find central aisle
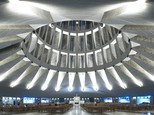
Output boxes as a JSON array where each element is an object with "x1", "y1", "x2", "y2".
[{"x1": 61, "y1": 104, "x2": 102, "y2": 115}]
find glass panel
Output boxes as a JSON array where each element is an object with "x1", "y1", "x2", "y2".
[
  {"x1": 41, "y1": 48, "x2": 48, "y2": 62},
  {"x1": 94, "y1": 31, "x2": 101, "y2": 48},
  {"x1": 46, "y1": 27, "x2": 52, "y2": 44},
  {"x1": 87, "y1": 34, "x2": 93, "y2": 51},
  {"x1": 87, "y1": 53, "x2": 94, "y2": 67},
  {"x1": 34, "y1": 43, "x2": 40, "y2": 57},
  {"x1": 69, "y1": 21, "x2": 75, "y2": 31},
  {"x1": 70, "y1": 36, "x2": 75, "y2": 51},
  {"x1": 69, "y1": 55, "x2": 76, "y2": 68},
  {"x1": 61, "y1": 34, "x2": 68, "y2": 50},
  {"x1": 79, "y1": 21, "x2": 85, "y2": 31},
  {"x1": 60, "y1": 54, "x2": 67, "y2": 67},
  {"x1": 53, "y1": 31, "x2": 60, "y2": 48},
  {"x1": 78, "y1": 55, "x2": 85, "y2": 68},
  {"x1": 102, "y1": 27, "x2": 109, "y2": 43},
  {"x1": 117, "y1": 33, "x2": 125, "y2": 52},
  {"x1": 111, "y1": 40, "x2": 117, "y2": 58},
  {"x1": 39, "y1": 26, "x2": 47, "y2": 40},
  {"x1": 50, "y1": 50, "x2": 59, "y2": 66},
  {"x1": 95, "y1": 51, "x2": 103, "y2": 66},
  {"x1": 85, "y1": 21, "x2": 92, "y2": 29},
  {"x1": 49, "y1": 28, "x2": 54, "y2": 46},
  {"x1": 106, "y1": 48, "x2": 112, "y2": 62},
  {"x1": 78, "y1": 36, "x2": 84, "y2": 51}
]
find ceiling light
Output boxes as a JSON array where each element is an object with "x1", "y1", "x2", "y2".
[
  {"x1": 88, "y1": 71, "x2": 99, "y2": 91},
  {"x1": 41, "y1": 70, "x2": 56, "y2": 91},
  {"x1": 68, "y1": 72, "x2": 75, "y2": 92},
  {"x1": 26, "y1": 68, "x2": 45, "y2": 90},
  {"x1": 55, "y1": 86, "x2": 60, "y2": 92},
  {"x1": 108, "y1": 67, "x2": 127, "y2": 89},
  {"x1": 68, "y1": 86, "x2": 74, "y2": 92},
  {"x1": 97, "y1": 69, "x2": 112, "y2": 90},
  {"x1": 119, "y1": 64, "x2": 143, "y2": 87},
  {"x1": 10, "y1": 81, "x2": 18, "y2": 88},
  {"x1": 0, "y1": 60, "x2": 26, "y2": 82},
  {"x1": 81, "y1": 86, "x2": 86, "y2": 92},
  {"x1": 93, "y1": 84, "x2": 99, "y2": 91},
  {"x1": 55, "y1": 72, "x2": 66, "y2": 91},
  {"x1": 123, "y1": 0, "x2": 147, "y2": 14}
]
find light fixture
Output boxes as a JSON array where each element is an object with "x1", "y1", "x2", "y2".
[
  {"x1": 80, "y1": 86, "x2": 86, "y2": 92},
  {"x1": 55, "y1": 72, "x2": 66, "y2": 91},
  {"x1": 68, "y1": 86, "x2": 74, "y2": 92},
  {"x1": 0, "y1": 60, "x2": 26, "y2": 82},
  {"x1": 88, "y1": 71, "x2": 99, "y2": 91},
  {"x1": 93, "y1": 84, "x2": 99, "y2": 91},
  {"x1": 97, "y1": 69, "x2": 112, "y2": 90},
  {"x1": 78, "y1": 72, "x2": 86, "y2": 92},
  {"x1": 26, "y1": 67, "x2": 45, "y2": 90},
  {"x1": 108, "y1": 67, "x2": 127, "y2": 89},
  {"x1": 55, "y1": 86, "x2": 60, "y2": 92},
  {"x1": 123, "y1": 0, "x2": 147, "y2": 14},
  {"x1": 41, "y1": 70, "x2": 56, "y2": 91},
  {"x1": 68, "y1": 72, "x2": 75, "y2": 92},
  {"x1": 10, "y1": 65, "x2": 33, "y2": 88},
  {"x1": 119, "y1": 64, "x2": 143, "y2": 87}
]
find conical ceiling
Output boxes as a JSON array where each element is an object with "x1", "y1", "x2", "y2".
[{"x1": 0, "y1": 0, "x2": 154, "y2": 97}]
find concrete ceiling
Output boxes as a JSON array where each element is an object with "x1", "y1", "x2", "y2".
[{"x1": 0, "y1": 0, "x2": 154, "y2": 98}]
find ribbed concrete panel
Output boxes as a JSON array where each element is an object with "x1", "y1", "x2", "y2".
[
  {"x1": 41, "y1": 70, "x2": 56, "y2": 91},
  {"x1": 0, "y1": 60, "x2": 27, "y2": 82},
  {"x1": 133, "y1": 46, "x2": 154, "y2": 55},
  {"x1": 78, "y1": 72, "x2": 86, "y2": 91},
  {"x1": 0, "y1": 53, "x2": 21, "y2": 67},
  {"x1": 26, "y1": 67, "x2": 47, "y2": 89},
  {"x1": 88, "y1": 71, "x2": 99, "y2": 91},
  {"x1": 68, "y1": 72, "x2": 76, "y2": 91},
  {"x1": 97, "y1": 69, "x2": 112, "y2": 90},
  {"x1": 131, "y1": 36, "x2": 154, "y2": 43},
  {"x1": 107, "y1": 67, "x2": 127, "y2": 89},
  {"x1": 10, "y1": 64, "x2": 35, "y2": 88},
  {"x1": 117, "y1": 63, "x2": 143, "y2": 87},
  {"x1": 132, "y1": 54, "x2": 154, "y2": 67},
  {"x1": 55, "y1": 71, "x2": 66, "y2": 91},
  {"x1": 0, "y1": 36, "x2": 22, "y2": 42},
  {"x1": 124, "y1": 60, "x2": 154, "y2": 82},
  {"x1": 0, "y1": 46, "x2": 20, "y2": 61}
]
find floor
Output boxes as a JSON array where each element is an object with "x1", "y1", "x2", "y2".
[{"x1": 0, "y1": 105, "x2": 154, "y2": 115}]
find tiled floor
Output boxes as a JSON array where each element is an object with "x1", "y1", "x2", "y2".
[{"x1": 0, "y1": 105, "x2": 154, "y2": 115}]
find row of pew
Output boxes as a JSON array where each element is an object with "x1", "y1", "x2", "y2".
[
  {"x1": 0, "y1": 103, "x2": 73, "y2": 113},
  {"x1": 81, "y1": 103, "x2": 154, "y2": 113}
]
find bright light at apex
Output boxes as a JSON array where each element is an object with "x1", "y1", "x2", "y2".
[
  {"x1": 7, "y1": 0, "x2": 36, "y2": 16},
  {"x1": 123, "y1": 0, "x2": 147, "y2": 15}
]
